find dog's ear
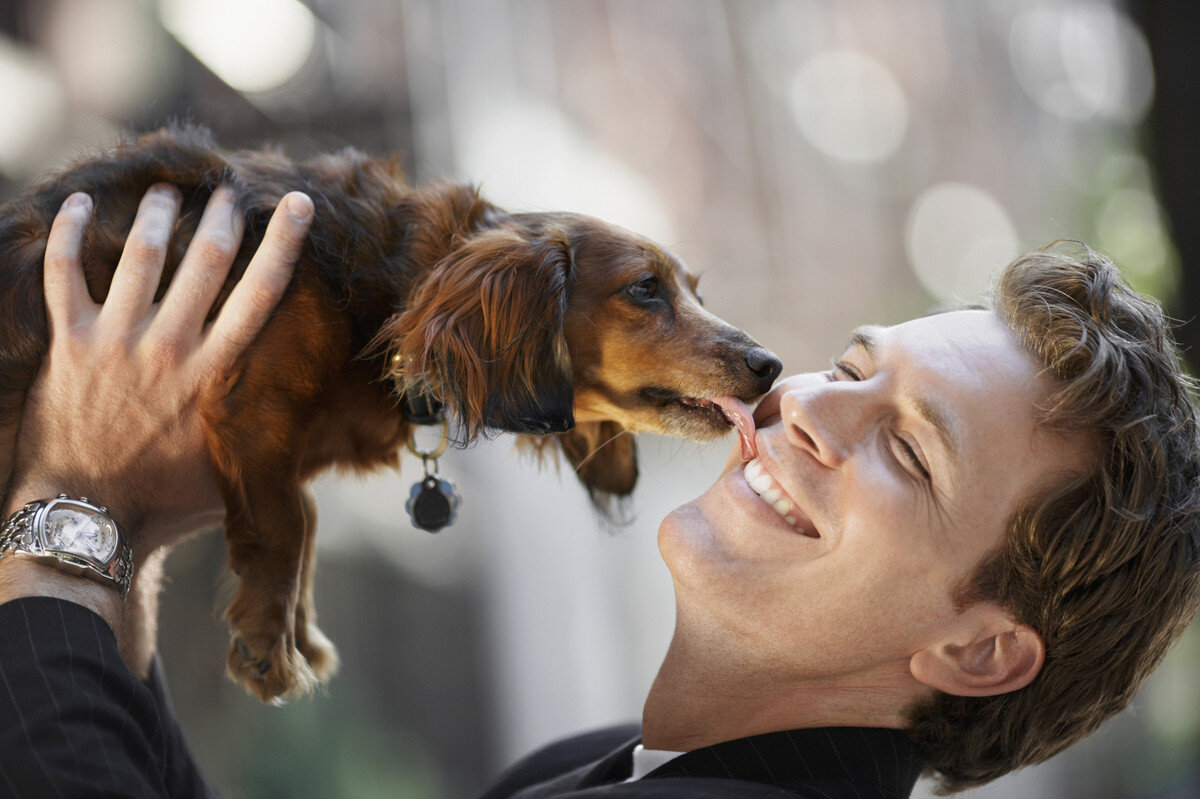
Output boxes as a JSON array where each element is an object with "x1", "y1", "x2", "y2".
[
  {"x1": 381, "y1": 228, "x2": 574, "y2": 438},
  {"x1": 557, "y1": 421, "x2": 639, "y2": 499}
]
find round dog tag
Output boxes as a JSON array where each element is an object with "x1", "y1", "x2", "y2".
[{"x1": 406, "y1": 475, "x2": 461, "y2": 532}]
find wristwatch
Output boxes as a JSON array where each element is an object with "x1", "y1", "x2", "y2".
[{"x1": 0, "y1": 494, "x2": 133, "y2": 599}]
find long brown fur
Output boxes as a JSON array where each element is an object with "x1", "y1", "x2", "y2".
[{"x1": 0, "y1": 126, "x2": 780, "y2": 701}]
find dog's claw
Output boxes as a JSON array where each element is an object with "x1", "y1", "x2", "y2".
[
  {"x1": 233, "y1": 637, "x2": 273, "y2": 677},
  {"x1": 227, "y1": 632, "x2": 318, "y2": 699}
]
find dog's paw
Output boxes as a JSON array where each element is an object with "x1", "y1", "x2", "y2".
[
  {"x1": 295, "y1": 621, "x2": 340, "y2": 683},
  {"x1": 227, "y1": 632, "x2": 319, "y2": 703}
]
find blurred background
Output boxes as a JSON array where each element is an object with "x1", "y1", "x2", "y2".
[{"x1": 2, "y1": 0, "x2": 1198, "y2": 796}]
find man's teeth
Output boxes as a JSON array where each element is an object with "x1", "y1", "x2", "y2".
[{"x1": 743, "y1": 459, "x2": 801, "y2": 529}]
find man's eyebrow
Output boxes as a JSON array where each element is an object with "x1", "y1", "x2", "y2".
[
  {"x1": 846, "y1": 325, "x2": 961, "y2": 467},
  {"x1": 847, "y1": 326, "x2": 880, "y2": 359}
]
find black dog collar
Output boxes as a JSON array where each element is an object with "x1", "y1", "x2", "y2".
[{"x1": 401, "y1": 387, "x2": 444, "y2": 426}]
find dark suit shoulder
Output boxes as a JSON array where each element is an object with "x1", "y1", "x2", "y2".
[
  {"x1": 477, "y1": 724, "x2": 641, "y2": 799},
  {"x1": 538, "y1": 776, "x2": 856, "y2": 798}
]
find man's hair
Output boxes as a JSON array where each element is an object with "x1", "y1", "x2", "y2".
[{"x1": 906, "y1": 242, "x2": 1200, "y2": 792}]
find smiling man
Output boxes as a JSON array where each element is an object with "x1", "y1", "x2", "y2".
[
  {"x1": 1, "y1": 189, "x2": 1198, "y2": 799},
  {"x1": 482, "y1": 250, "x2": 1200, "y2": 797}
]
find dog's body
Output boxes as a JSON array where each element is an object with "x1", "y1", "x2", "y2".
[{"x1": 0, "y1": 127, "x2": 780, "y2": 701}]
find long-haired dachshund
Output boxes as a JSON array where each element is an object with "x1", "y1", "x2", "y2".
[{"x1": 0, "y1": 126, "x2": 780, "y2": 702}]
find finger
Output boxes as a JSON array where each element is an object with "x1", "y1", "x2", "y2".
[
  {"x1": 98, "y1": 183, "x2": 182, "y2": 329},
  {"x1": 42, "y1": 192, "x2": 97, "y2": 330},
  {"x1": 153, "y1": 185, "x2": 245, "y2": 342},
  {"x1": 203, "y1": 192, "x2": 313, "y2": 366}
]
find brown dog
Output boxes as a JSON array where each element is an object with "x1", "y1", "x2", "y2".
[{"x1": 0, "y1": 126, "x2": 780, "y2": 702}]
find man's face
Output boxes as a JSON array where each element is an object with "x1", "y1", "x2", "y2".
[{"x1": 659, "y1": 309, "x2": 1086, "y2": 688}]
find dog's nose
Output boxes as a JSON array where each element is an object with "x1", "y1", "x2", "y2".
[{"x1": 746, "y1": 346, "x2": 783, "y2": 393}]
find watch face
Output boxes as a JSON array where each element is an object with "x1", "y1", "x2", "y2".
[{"x1": 44, "y1": 505, "x2": 118, "y2": 565}]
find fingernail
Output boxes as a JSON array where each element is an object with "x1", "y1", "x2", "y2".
[
  {"x1": 283, "y1": 192, "x2": 314, "y2": 223},
  {"x1": 61, "y1": 192, "x2": 92, "y2": 212},
  {"x1": 148, "y1": 182, "x2": 181, "y2": 201}
]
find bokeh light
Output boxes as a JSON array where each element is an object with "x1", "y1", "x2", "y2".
[
  {"x1": 1008, "y1": 6, "x2": 1153, "y2": 123},
  {"x1": 789, "y1": 49, "x2": 909, "y2": 164},
  {"x1": 0, "y1": 40, "x2": 65, "y2": 177},
  {"x1": 46, "y1": 0, "x2": 170, "y2": 117},
  {"x1": 456, "y1": 98, "x2": 675, "y2": 244},
  {"x1": 158, "y1": 0, "x2": 318, "y2": 94},
  {"x1": 905, "y1": 182, "x2": 1019, "y2": 302}
]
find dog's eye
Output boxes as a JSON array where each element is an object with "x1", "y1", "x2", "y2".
[{"x1": 626, "y1": 277, "x2": 660, "y2": 304}]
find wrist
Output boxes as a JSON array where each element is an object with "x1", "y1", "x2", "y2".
[
  {"x1": 7, "y1": 474, "x2": 224, "y2": 554},
  {"x1": 0, "y1": 555, "x2": 124, "y2": 631},
  {"x1": 1, "y1": 491, "x2": 135, "y2": 600}
]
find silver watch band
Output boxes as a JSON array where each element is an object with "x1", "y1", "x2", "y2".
[{"x1": 0, "y1": 495, "x2": 134, "y2": 599}]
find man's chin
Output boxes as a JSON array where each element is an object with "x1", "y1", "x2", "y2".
[
  {"x1": 657, "y1": 501, "x2": 705, "y2": 565},
  {"x1": 657, "y1": 493, "x2": 745, "y2": 582}
]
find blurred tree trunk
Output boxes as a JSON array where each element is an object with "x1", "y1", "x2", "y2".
[{"x1": 1133, "y1": 1, "x2": 1200, "y2": 370}]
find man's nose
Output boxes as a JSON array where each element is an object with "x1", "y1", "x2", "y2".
[{"x1": 779, "y1": 382, "x2": 855, "y2": 468}]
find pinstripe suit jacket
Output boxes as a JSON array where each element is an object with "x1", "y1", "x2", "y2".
[{"x1": 0, "y1": 597, "x2": 218, "y2": 799}]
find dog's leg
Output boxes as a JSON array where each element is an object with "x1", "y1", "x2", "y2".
[
  {"x1": 217, "y1": 460, "x2": 316, "y2": 703},
  {"x1": 293, "y1": 488, "x2": 338, "y2": 681},
  {"x1": 198, "y1": 277, "x2": 351, "y2": 702},
  {"x1": 204, "y1": 374, "x2": 324, "y2": 701}
]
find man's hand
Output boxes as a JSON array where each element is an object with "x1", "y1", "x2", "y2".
[
  {"x1": 7, "y1": 184, "x2": 312, "y2": 548},
  {"x1": 0, "y1": 183, "x2": 314, "y2": 672}
]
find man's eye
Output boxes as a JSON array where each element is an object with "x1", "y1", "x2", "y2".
[
  {"x1": 829, "y1": 360, "x2": 861, "y2": 380},
  {"x1": 626, "y1": 277, "x2": 660, "y2": 304},
  {"x1": 893, "y1": 435, "x2": 931, "y2": 481}
]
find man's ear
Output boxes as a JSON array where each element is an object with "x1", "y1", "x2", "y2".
[{"x1": 909, "y1": 604, "x2": 1044, "y2": 697}]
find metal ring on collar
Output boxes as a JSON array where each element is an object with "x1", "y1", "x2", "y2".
[{"x1": 406, "y1": 417, "x2": 449, "y2": 460}]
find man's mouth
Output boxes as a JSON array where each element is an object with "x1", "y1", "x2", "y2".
[{"x1": 743, "y1": 458, "x2": 819, "y2": 537}]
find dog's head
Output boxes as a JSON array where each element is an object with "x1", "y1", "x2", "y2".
[{"x1": 381, "y1": 208, "x2": 780, "y2": 501}]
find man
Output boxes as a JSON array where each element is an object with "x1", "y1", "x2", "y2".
[
  {"x1": 1, "y1": 189, "x2": 1198, "y2": 798},
  {"x1": 483, "y1": 251, "x2": 1200, "y2": 796}
]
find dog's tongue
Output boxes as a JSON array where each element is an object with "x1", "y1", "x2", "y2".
[{"x1": 712, "y1": 396, "x2": 757, "y2": 461}]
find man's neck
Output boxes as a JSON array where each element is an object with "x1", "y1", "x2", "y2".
[{"x1": 641, "y1": 627, "x2": 924, "y2": 751}]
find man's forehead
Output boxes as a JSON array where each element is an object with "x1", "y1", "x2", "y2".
[
  {"x1": 853, "y1": 309, "x2": 996, "y2": 344},
  {"x1": 847, "y1": 310, "x2": 1045, "y2": 396}
]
